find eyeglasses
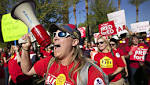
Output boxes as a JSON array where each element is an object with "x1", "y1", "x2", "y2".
[
  {"x1": 53, "y1": 32, "x2": 71, "y2": 38},
  {"x1": 110, "y1": 44, "x2": 116, "y2": 46},
  {"x1": 97, "y1": 41, "x2": 104, "y2": 45}
]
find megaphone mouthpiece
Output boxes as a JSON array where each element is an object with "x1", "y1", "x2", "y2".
[
  {"x1": 11, "y1": 0, "x2": 51, "y2": 48},
  {"x1": 11, "y1": 0, "x2": 36, "y2": 19}
]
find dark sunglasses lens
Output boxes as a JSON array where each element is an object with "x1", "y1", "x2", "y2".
[
  {"x1": 97, "y1": 42, "x2": 104, "y2": 45},
  {"x1": 110, "y1": 44, "x2": 115, "y2": 46},
  {"x1": 100, "y1": 42, "x2": 104, "y2": 44},
  {"x1": 58, "y1": 32, "x2": 67, "y2": 37}
]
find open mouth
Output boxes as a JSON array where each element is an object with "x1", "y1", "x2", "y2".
[{"x1": 54, "y1": 44, "x2": 61, "y2": 48}]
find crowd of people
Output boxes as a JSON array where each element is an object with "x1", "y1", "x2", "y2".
[
  {"x1": 0, "y1": 24, "x2": 150, "y2": 85},
  {"x1": 82, "y1": 31, "x2": 150, "y2": 85}
]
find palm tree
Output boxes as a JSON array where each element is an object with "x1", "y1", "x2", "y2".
[
  {"x1": 73, "y1": 0, "x2": 80, "y2": 25},
  {"x1": 129, "y1": 0, "x2": 149, "y2": 22},
  {"x1": 62, "y1": 0, "x2": 69, "y2": 24},
  {"x1": 85, "y1": 0, "x2": 91, "y2": 42},
  {"x1": 118, "y1": 0, "x2": 121, "y2": 10}
]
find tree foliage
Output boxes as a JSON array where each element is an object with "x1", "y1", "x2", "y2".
[
  {"x1": 0, "y1": 0, "x2": 64, "y2": 45},
  {"x1": 89, "y1": 0, "x2": 116, "y2": 33},
  {"x1": 129, "y1": 0, "x2": 149, "y2": 7}
]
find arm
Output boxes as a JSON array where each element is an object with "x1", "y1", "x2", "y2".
[
  {"x1": 121, "y1": 56, "x2": 128, "y2": 77},
  {"x1": 124, "y1": 26, "x2": 133, "y2": 35},
  {"x1": 111, "y1": 67, "x2": 124, "y2": 76},
  {"x1": 20, "y1": 34, "x2": 36, "y2": 76},
  {"x1": 3, "y1": 56, "x2": 7, "y2": 63}
]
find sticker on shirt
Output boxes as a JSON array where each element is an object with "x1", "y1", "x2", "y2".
[
  {"x1": 100, "y1": 56, "x2": 113, "y2": 68},
  {"x1": 56, "y1": 74, "x2": 66, "y2": 85},
  {"x1": 45, "y1": 73, "x2": 71, "y2": 85},
  {"x1": 94, "y1": 78, "x2": 104, "y2": 85},
  {"x1": 115, "y1": 52, "x2": 120, "y2": 58}
]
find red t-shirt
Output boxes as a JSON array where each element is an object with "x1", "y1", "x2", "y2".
[
  {"x1": 94, "y1": 50, "x2": 125, "y2": 82},
  {"x1": 34, "y1": 56, "x2": 106, "y2": 85},
  {"x1": 8, "y1": 53, "x2": 31, "y2": 83},
  {"x1": 1, "y1": 52, "x2": 8, "y2": 67},
  {"x1": 118, "y1": 38, "x2": 130, "y2": 56}
]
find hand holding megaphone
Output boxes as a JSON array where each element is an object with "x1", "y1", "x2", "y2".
[
  {"x1": 11, "y1": 0, "x2": 51, "y2": 48},
  {"x1": 21, "y1": 34, "x2": 32, "y2": 51},
  {"x1": 18, "y1": 32, "x2": 36, "y2": 44}
]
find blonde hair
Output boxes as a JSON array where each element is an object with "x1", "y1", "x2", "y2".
[
  {"x1": 97, "y1": 36, "x2": 111, "y2": 52},
  {"x1": 10, "y1": 45, "x2": 15, "y2": 55}
]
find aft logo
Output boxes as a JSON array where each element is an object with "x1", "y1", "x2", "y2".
[{"x1": 94, "y1": 78, "x2": 104, "y2": 85}]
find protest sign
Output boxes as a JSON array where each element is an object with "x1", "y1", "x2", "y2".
[
  {"x1": 107, "y1": 10, "x2": 127, "y2": 36},
  {"x1": 77, "y1": 27, "x2": 86, "y2": 38},
  {"x1": 130, "y1": 46, "x2": 148, "y2": 61},
  {"x1": 1, "y1": 13, "x2": 28, "y2": 42},
  {"x1": 98, "y1": 21, "x2": 117, "y2": 36},
  {"x1": 130, "y1": 21, "x2": 150, "y2": 33}
]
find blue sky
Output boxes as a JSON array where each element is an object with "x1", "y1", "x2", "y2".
[{"x1": 69, "y1": 0, "x2": 150, "y2": 29}]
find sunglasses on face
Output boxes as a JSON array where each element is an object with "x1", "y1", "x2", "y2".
[
  {"x1": 110, "y1": 43, "x2": 116, "y2": 46},
  {"x1": 97, "y1": 41, "x2": 104, "y2": 45},
  {"x1": 53, "y1": 32, "x2": 71, "y2": 38}
]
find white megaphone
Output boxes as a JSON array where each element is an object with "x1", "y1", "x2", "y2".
[{"x1": 11, "y1": 0, "x2": 51, "y2": 48}]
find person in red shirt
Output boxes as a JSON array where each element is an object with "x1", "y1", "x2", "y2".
[
  {"x1": 110, "y1": 38, "x2": 128, "y2": 77},
  {"x1": 128, "y1": 34, "x2": 150, "y2": 85},
  {"x1": 0, "y1": 48, "x2": 5, "y2": 85},
  {"x1": 2, "y1": 47, "x2": 9, "y2": 85},
  {"x1": 20, "y1": 24, "x2": 108, "y2": 85},
  {"x1": 8, "y1": 45, "x2": 32, "y2": 85},
  {"x1": 94, "y1": 36, "x2": 125, "y2": 85}
]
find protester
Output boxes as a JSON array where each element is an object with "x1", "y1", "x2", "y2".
[
  {"x1": 0, "y1": 48, "x2": 5, "y2": 85},
  {"x1": 20, "y1": 24, "x2": 108, "y2": 85},
  {"x1": 40, "y1": 44, "x2": 53, "y2": 58},
  {"x1": 8, "y1": 45, "x2": 33, "y2": 85},
  {"x1": 2, "y1": 47, "x2": 9, "y2": 85},
  {"x1": 118, "y1": 33, "x2": 130, "y2": 57},
  {"x1": 110, "y1": 38, "x2": 129, "y2": 84},
  {"x1": 128, "y1": 34, "x2": 150, "y2": 85},
  {"x1": 29, "y1": 45, "x2": 37, "y2": 65},
  {"x1": 94, "y1": 36, "x2": 125, "y2": 85}
]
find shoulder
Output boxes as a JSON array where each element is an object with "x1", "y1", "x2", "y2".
[
  {"x1": 94, "y1": 52, "x2": 103, "y2": 58},
  {"x1": 34, "y1": 55, "x2": 52, "y2": 66},
  {"x1": 88, "y1": 65, "x2": 106, "y2": 85},
  {"x1": 33, "y1": 56, "x2": 53, "y2": 76}
]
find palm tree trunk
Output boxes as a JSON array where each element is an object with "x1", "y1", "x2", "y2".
[
  {"x1": 136, "y1": 6, "x2": 139, "y2": 22},
  {"x1": 118, "y1": 0, "x2": 121, "y2": 10},
  {"x1": 73, "y1": 4, "x2": 77, "y2": 25},
  {"x1": 62, "y1": 0, "x2": 69, "y2": 24},
  {"x1": 85, "y1": 0, "x2": 90, "y2": 42},
  {"x1": 85, "y1": 0, "x2": 88, "y2": 24}
]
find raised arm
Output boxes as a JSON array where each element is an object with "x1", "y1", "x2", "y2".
[{"x1": 20, "y1": 34, "x2": 36, "y2": 76}]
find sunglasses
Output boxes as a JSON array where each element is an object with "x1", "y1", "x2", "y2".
[
  {"x1": 53, "y1": 32, "x2": 71, "y2": 38},
  {"x1": 97, "y1": 41, "x2": 104, "y2": 45},
  {"x1": 110, "y1": 44, "x2": 116, "y2": 46}
]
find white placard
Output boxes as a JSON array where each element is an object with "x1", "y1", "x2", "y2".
[
  {"x1": 107, "y1": 10, "x2": 127, "y2": 35},
  {"x1": 130, "y1": 21, "x2": 150, "y2": 33},
  {"x1": 107, "y1": 10, "x2": 126, "y2": 26}
]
